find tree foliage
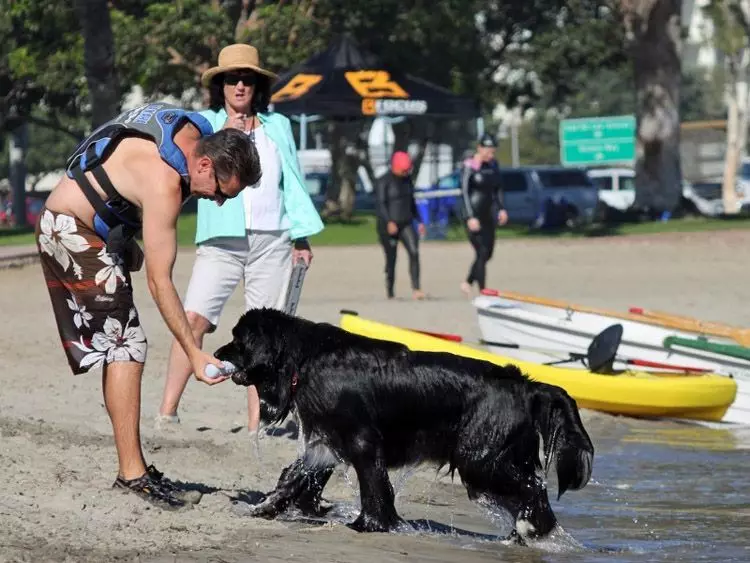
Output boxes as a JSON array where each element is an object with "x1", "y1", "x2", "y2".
[{"x1": 1, "y1": 0, "x2": 733, "y2": 203}]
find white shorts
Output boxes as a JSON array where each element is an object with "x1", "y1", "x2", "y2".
[{"x1": 183, "y1": 230, "x2": 292, "y2": 328}]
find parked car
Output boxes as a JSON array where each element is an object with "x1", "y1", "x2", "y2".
[
  {"x1": 1, "y1": 192, "x2": 48, "y2": 227},
  {"x1": 587, "y1": 167, "x2": 735, "y2": 217},
  {"x1": 587, "y1": 167, "x2": 635, "y2": 211},
  {"x1": 681, "y1": 181, "x2": 724, "y2": 217},
  {"x1": 420, "y1": 166, "x2": 600, "y2": 229},
  {"x1": 304, "y1": 168, "x2": 376, "y2": 213}
]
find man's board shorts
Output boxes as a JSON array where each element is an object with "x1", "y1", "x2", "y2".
[{"x1": 35, "y1": 207, "x2": 147, "y2": 375}]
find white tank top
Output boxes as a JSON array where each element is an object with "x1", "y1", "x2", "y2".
[{"x1": 243, "y1": 125, "x2": 289, "y2": 231}]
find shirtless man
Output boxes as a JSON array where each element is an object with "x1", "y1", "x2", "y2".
[{"x1": 36, "y1": 102, "x2": 260, "y2": 509}]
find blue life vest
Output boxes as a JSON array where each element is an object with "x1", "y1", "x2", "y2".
[{"x1": 66, "y1": 102, "x2": 214, "y2": 239}]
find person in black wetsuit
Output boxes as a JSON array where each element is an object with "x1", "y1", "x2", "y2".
[
  {"x1": 460, "y1": 133, "x2": 508, "y2": 296},
  {"x1": 375, "y1": 151, "x2": 426, "y2": 300}
]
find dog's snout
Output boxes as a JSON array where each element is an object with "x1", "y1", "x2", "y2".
[
  {"x1": 214, "y1": 341, "x2": 238, "y2": 362},
  {"x1": 231, "y1": 371, "x2": 250, "y2": 386}
]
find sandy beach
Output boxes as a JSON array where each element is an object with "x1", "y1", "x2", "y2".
[{"x1": 2, "y1": 230, "x2": 750, "y2": 562}]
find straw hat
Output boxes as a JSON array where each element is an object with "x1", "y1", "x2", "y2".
[{"x1": 201, "y1": 44, "x2": 278, "y2": 87}]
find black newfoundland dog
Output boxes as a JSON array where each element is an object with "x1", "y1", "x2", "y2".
[{"x1": 215, "y1": 308, "x2": 594, "y2": 543}]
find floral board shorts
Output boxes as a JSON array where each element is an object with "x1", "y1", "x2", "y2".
[{"x1": 36, "y1": 208, "x2": 147, "y2": 375}]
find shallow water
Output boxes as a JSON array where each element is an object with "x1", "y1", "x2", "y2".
[
  {"x1": 554, "y1": 415, "x2": 750, "y2": 562},
  {"x1": 238, "y1": 413, "x2": 750, "y2": 563}
]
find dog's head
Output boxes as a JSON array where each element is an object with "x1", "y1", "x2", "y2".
[{"x1": 214, "y1": 308, "x2": 300, "y2": 423}]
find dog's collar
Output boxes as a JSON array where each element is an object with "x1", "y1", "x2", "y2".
[{"x1": 291, "y1": 371, "x2": 299, "y2": 396}]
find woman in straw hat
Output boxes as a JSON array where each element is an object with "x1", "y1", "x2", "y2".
[{"x1": 156, "y1": 44, "x2": 323, "y2": 436}]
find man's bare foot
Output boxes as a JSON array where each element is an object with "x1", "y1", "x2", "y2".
[
  {"x1": 412, "y1": 289, "x2": 426, "y2": 300},
  {"x1": 460, "y1": 282, "x2": 472, "y2": 298}
]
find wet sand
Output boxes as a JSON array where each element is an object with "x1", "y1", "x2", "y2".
[{"x1": 2, "y1": 231, "x2": 750, "y2": 562}]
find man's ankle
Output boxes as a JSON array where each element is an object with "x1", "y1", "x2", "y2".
[{"x1": 118, "y1": 465, "x2": 148, "y2": 482}]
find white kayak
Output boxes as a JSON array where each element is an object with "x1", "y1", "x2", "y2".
[{"x1": 473, "y1": 292, "x2": 750, "y2": 425}]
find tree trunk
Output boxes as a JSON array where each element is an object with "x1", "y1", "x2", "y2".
[
  {"x1": 9, "y1": 122, "x2": 29, "y2": 228},
  {"x1": 722, "y1": 50, "x2": 750, "y2": 214},
  {"x1": 74, "y1": 0, "x2": 120, "y2": 128},
  {"x1": 623, "y1": 0, "x2": 683, "y2": 214},
  {"x1": 323, "y1": 121, "x2": 366, "y2": 222},
  {"x1": 722, "y1": 82, "x2": 742, "y2": 213}
]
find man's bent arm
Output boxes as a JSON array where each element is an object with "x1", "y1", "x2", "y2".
[{"x1": 141, "y1": 184, "x2": 199, "y2": 362}]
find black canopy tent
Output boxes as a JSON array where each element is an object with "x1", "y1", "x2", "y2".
[{"x1": 269, "y1": 35, "x2": 481, "y2": 149}]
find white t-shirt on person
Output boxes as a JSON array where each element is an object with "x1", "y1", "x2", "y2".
[{"x1": 243, "y1": 125, "x2": 290, "y2": 232}]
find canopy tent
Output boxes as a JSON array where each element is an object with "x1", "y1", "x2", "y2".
[
  {"x1": 269, "y1": 36, "x2": 482, "y2": 222},
  {"x1": 270, "y1": 35, "x2": 480, "y2": 120}
]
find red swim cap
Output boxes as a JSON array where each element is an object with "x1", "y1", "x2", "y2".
[{"x1": 391, "y1": 151, "x2": 412, "y2": 173}]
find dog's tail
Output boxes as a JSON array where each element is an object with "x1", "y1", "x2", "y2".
[{"x1": 532, "y1": 382, "x2": 594, "y2": 499}]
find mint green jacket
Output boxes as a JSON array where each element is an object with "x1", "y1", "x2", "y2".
[{"x1": 194, "y1": 109, "x2": 324, "y2": 244}]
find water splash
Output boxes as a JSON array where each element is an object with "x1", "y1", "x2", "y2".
[
  {"x1": 475, "y1": 495, "x2": 587, "y2": 553},
  {"x1": 524, "y1": 524, "x2": 587, "y2": 553},
  {"x1": 475, "y1": 494, "x2": 515, "y2": 536},
  {"x1": 392, "y1": 463, "x2": 421, "y2": 500},
  {"x1": 249, "y1": 428, "x2": 262, "y2": 461}
]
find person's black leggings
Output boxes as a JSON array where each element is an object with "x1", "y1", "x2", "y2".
[
  {"x1": 377, "y1": 221, "x2": 420, "y2": 298},
  {"x1": 466, "y1": 222, "x2": 496, "y2": 290}
]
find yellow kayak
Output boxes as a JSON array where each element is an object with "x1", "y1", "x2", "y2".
[{"x1": 339, "y1": 312, "x2": 737, "y2": 423}]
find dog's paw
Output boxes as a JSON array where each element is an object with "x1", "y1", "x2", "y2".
[
  {"x1": 295, "y1": 498, "x2": 334, "y2": 518},
  {"x1": 506, "y1": 529, "x2": 528, "y2": 547},
  {"x1": 348, "y1": 512, "x2": 409, "y2": 533},
  {"x1": 242, "y1": 498, "x2": 283, "y2": 520}
]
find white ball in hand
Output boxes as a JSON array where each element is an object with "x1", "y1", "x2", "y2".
[{"x1": 205, "y1": 361, "x2": 237, "y2": 379}]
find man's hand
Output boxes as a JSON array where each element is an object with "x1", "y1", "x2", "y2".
[
  {"x1": 191, "y1": 350, "x2": 230, "y2": 385},
  {"x1": 387, "y1": 221, "x2": 399, "y2": 236},
  {"x1": 498, "y1": 209, "x2": 509, "y2": 226},
  {"x1": 418, "y1": 222, "x2": 427, "y2": 238},
  {"x1": 466, "y1": 217, "x2": 480, "y2": 232},
  {"x1": 292, "y1": 238, "x2": 313, "y2": 266}
]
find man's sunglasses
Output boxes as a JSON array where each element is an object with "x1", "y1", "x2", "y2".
[
  {"x1": 214, "y1": 172, "x2": 232, "y2": 201},
  {"x1": 224, "y1": 72, "x2": 257, "y2": 86}
]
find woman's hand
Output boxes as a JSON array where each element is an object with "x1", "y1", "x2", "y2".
[
  {"x1": 292, "y1": 238, "x2": 313, "y2": 266},
  {"x1": 497, "y1": 210, "x2": 509, "y2": 226},
  {"x1": 466, "y1": 218, "x2": 481, "y2": 232},
  {"x1": 223, "y1": 113, "x2": 247, "y2": 132}
]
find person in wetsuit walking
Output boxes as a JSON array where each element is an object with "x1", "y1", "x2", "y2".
[
  {"x1": 375, "y1": 151, "x2": 426, "y2": 300},
  {"x1": 460, "y1": 133, "x2": 508, "y2": 297}
]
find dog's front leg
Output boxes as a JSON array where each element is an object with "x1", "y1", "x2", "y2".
[
  {"x1": 250, "y1": 458, "x2": 335, "y2": 519},
  {"x1": 348, "y1": 441, "x2": 408, "y2": 533},
  {"x1": 249, "y1": 458, "x2": 307, "y2": 519},
  {"x1": 293, "y1": 465, "x2": 334, "y2": 516}
]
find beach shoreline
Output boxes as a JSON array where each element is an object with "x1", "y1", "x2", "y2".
[{"x1": 2, "y1": 232, "x2": 749, "y2": 562}]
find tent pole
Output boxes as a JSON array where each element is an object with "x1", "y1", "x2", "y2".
[
  {"x1": 300, "y1": 114, "x2": 308, "y2": 150},
  {"x1": 476, "y1": 117, "x2": 484, "y2": 139}
]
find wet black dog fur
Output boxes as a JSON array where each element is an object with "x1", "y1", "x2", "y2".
[{"x1": 215, "y1": 308, "x2": 594, "y2": 542}]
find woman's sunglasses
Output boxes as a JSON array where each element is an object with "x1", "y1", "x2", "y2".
[{"x1": 224, "y1": 72, "x2": 257, "y2": 86}]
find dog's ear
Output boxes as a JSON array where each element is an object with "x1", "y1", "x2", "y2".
[{"x1": 266, "y1": 326, "x2": 303, "y2": 423}]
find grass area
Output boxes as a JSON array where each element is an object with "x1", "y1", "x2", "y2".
[
  {"x1": 304, "y1": 214, "x2": 750, "y2": 245},
  {"x1": 4, "y1": 213, "x2": 750, "y2": 248},
  {"x1": 0, "y1": 227, "x2": 38, "y2": 246}
]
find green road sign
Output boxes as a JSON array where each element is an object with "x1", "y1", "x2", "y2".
[{"x1": 560, "y1": 115, "x2": 636, "y2": 166}]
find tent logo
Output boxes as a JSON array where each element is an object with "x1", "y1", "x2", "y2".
[
  {"x1": 344, "y1": 71, "x2": 409, "y2": 98},
  {"x1": 361, "y1": 98, "x2": 428, "y2": 116},
  {"x1": 271, "y1": 74, "x2": 323, "y2": 102}
]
